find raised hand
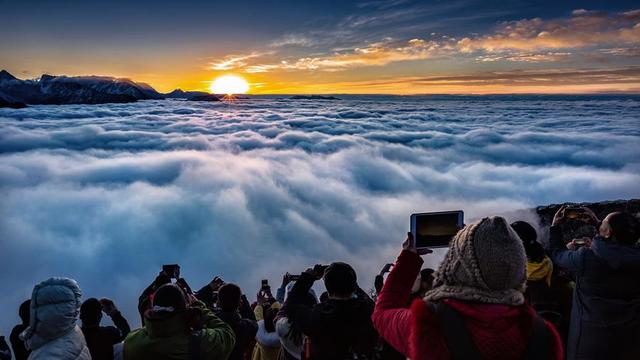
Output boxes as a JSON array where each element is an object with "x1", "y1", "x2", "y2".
[
  {"x1": 99, "y1": 298, "x2": 118, "y2": 316},
  {"x1": 578, "y1": 207, "x2": 600, "y2": 225},
  {"x1": 552, "y1": 205, "x2": 567, "y2": 226},
  {"x1": 402, "y1": 232, "x2": 433, "y2": 255}
]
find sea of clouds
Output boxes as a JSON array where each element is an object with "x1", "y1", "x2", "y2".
[{"x1": 1, "y1": 95, "x2": 639, "y2": 332}]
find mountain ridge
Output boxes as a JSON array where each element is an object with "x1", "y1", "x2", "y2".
[{"x1": 0, "y1": 70, "x2": 223, "y2": 107}]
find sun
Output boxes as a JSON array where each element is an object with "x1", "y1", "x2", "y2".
[{"x1": 210, "y1": 75, "x2": 250, "y2": 95}]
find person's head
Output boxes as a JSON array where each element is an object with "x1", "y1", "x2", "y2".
[
  {"x1": 152, "y1": 283, "x2": 187, "y2": 313},
  {"x1": 319, "y1": 291, "x2": 329, "y2": 304},
  {"x1": 18, "y1": 300, "x2": 30, "y2": 324},
  {"x1": 323, "y1": 262, "x2": 357, "y2": 299},
  {"x1": 22, "y1": 277, "x2": 82, "y2": 342},
  {"x1": 420, "y1": 268, "x2": 435, "y2": 293},
  {"x1": 600, "y1": 212, "x2": 640, "y2": 245},
  {"x1": 263, "y1": 303, "x2": 280, "y2": 333},
  {"x1": 154, "y1": 273, "x2": 172, "y2": 288},
  {"x1": 425, "y1": 216, "x2": 527, "y2": 306},
  {"x1": 80, "y1": 298, "x2": 103, "y2": 326},
  {"x1": 217, "y1": 283, "x2": 242, "y2": 312},
  {"x1": 511, "y1": 220, "x2": 545, "y2": 263}
]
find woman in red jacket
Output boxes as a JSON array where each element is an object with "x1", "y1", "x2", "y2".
[{"x1": 372, "y1": 216, "x2": 564, "y2": 360}]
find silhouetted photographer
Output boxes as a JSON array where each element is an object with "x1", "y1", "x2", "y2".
[{"x1": 550, "y1": 206, "x2": 640, "y2": 359}]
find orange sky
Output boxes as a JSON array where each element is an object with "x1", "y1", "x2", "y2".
[{"x1": 2, "y1": 4, "x2": 639, "y2": 94}]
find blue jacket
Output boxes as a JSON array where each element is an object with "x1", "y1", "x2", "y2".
[{"x1": 550, "y1": 225, "x2": 640, "y2": 360}]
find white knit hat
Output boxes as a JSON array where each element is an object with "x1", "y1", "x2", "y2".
[{"x1": 424, "y1": 216, "x2": 527, "y2": 306}]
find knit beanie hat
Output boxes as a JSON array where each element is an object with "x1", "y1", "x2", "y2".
[
  {"x1": 152, "y1": 284, "x2": 187, "y2": 312},
  {"x1": 424, "y1": 216, "x2": 527, "y2": 306}
]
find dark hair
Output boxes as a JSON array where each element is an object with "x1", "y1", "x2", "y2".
[
  {"x1": 217, "y1": 283, "x2": 241, "y2": 312},
  {"x1": 319, "y1": 291, "x2": 329, "y2": 303},
  {"x1": 153, "y1": 284, "x2": 187, "y2": 311},
  {"x1": 80, "y1": 298, "x2": 102, "y2": 326},
  {"x1": 154, "y1": 273, "x2": 172, "y2": 288},
  {"x1": 608, "y1": 212, "x2": 640, "y2": 245},
  {"x1": 323, "y1": 262, "x2": 357, "y2": 296},
  {"x1": 420, "y1": 268, "x2": 434, "y2": 280},
  {"x1": 511, "y1": 221, "x2": 545, "y2": 263},
  {"x1": 263, "y1": 306, "x2": 277, "y2": 333},
  {"x1": 19, "y1": 300, "x2": 30, "y2": 324}
]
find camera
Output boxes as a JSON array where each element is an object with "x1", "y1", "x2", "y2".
[{"x1": 410, "y1": 210, "x2": 464, "y2": 250}]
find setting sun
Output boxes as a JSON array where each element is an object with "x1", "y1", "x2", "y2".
[{"x1": 210, "y1": 75, "x2": 250, "y2": 95}]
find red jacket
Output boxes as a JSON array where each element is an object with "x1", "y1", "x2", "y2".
[{"x1": 372, "y1": 250, "x2": 564, "y2": 360}]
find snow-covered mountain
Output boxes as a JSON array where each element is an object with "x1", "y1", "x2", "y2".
[{"x1": 0, "y1": 70, "x2": 164, "y2": 106}]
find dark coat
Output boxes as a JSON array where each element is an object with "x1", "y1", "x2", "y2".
[
  {"x1": 10, "y1": 324, "x2": 29, "y2": 360},
  {"x1": 373, "y1": 250, "x2": 563, "y2": 360},
  {"x1": 82, "y1": 311, "x2": 131, "y2": 360},
  {"x1": 550, "y1": 225, "x2": 640, "y2": 359},
  {"x1": 214, "y1": 296, "x2": 258, "y2": 360},
  {"x1": 287, "y1": 272, "x2": 378, "y2": 360}
]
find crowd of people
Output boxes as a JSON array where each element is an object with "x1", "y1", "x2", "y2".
[{"x1": 1, "y1": 206, "x2": 639, "y2": 360}]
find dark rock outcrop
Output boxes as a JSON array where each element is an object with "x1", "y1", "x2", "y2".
[
  {"x1": 187, "y1": 94, "x2": 221, "y2": 102},
  {"x1": 164, "y1": 89, "x2": 209, "y2": 99},
  {"x1": 536, "y1": 199, "x2": 640, "y2": 243}
]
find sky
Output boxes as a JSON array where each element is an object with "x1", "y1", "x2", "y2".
[{"x1": 1, "y1": 0, "x2": 640, "y2": 94}]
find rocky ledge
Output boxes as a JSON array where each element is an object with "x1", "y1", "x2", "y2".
[{"x1": 536, "y1": 199, "x2": 640, "y2": 242}]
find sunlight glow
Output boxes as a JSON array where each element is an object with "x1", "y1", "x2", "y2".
[{"x1": 210, "y1": 75, "x2": 250, "y2": 95}]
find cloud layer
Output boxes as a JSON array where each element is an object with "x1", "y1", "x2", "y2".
[
  {"x1": 210, "y1": 8, "x2": 640, "y2": 73},
  {"x1": 1, "y1": 96, "x2": 639, "y2": 333}
]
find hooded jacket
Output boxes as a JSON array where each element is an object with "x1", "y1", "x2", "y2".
[
  {"x1": 373, "y1": 250, "x2": 563, "y2": 360},
  {"x1": 19, "y1": 277, "x2": 91, "y2": 360},
  {"x1": 123, "y1": 299, "x2": 235, "y2": 360},
  {"x1": 286, "y1": 272, "x2": 378, "y2": 360},
  {"x1": 550, "y1": 225, "x2": 640, "y2": 359}
]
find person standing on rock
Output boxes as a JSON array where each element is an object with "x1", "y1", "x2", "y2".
[{"x1": 550, "y1": 207, "x2": 640, "y2": 359}]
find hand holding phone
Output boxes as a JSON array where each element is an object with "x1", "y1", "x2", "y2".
[
  {"x1": 312, "y1": 264, "x2": 329, "y2": 279},
  {"x1": 162, "y1": 264, "x2": 180, "y2": 279},
  {"x1": 99, "y1": 298, "x2": 118, "y2": 316},
  {"x1": 403, "y1": 232, "x2": 433, "y2": 255}
]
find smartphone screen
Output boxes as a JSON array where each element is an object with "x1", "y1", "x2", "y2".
[{"x1": 411, "y1": 211, "x2": 463, "y2": 248}]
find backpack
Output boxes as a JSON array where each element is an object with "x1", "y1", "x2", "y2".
[{"x1": 432, "y1": 302, "x2": 552, "y2": 360}]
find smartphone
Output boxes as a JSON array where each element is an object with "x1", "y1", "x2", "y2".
[
  {"x1": 574, "y1": 238, "x2": 587, "y2": 247},
  {"x1": 410, "y1": 210, "x2": 464, "y2": 249},
  {"x1": 289, "y1": 274, "x2": 301, "y2": 281},
  {"x1": 162, "y1": 264, "x2": 180, "y2": 278}
]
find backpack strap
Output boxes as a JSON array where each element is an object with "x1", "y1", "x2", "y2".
[
  {"x1": 431, "y1": 302, "x2": 482, "y2": 360},
  {"x1": 188, "y1": 329, "x2": 202, "y2": 360},
  {"x1": 525, "y1": 315, "x2": 551, "y2": 360}
]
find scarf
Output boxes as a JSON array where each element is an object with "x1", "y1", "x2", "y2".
[{"x1": 526, "y1": 256, "x2": 553, "y2": 286}]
